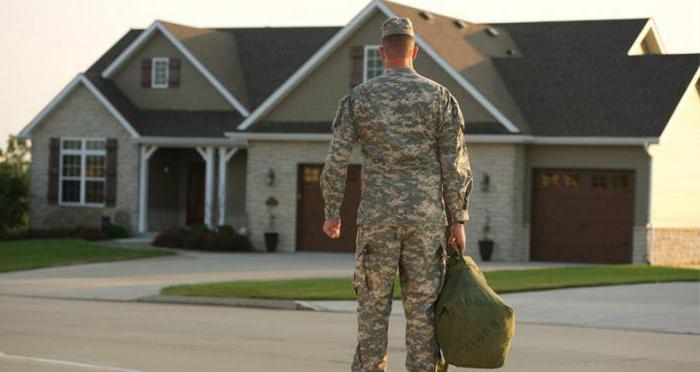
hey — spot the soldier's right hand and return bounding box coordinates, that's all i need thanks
[323,219,342,239]
[448,223,466,255]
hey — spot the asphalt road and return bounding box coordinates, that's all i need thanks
[1,295,698,372]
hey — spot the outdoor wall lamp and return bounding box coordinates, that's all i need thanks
[266,168,275,186]
[481,172,491,192]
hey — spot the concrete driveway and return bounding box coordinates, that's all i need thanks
[0,247,586,301]
[312,282,700,334]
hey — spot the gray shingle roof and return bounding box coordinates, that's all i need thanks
[492,19,648,57]
[79,17,696,140]
[493,53,700,137]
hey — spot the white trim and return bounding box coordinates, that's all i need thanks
[151,57,170,88]
[218,147,239,226]
[135,136,247,147]
[225,131,659,145]
[363,45,382,82]
[138,145,158,233]
[195,147,215,228]
[236,0,520,134]
[101,21,250,116]
[58,137,107,207]
[18,74,140,139]
[235,0,378,130]
[628,18,667,55]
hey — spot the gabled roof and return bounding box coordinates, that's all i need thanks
[492,18,649,57]
[235,0,522,134]
[493,53,700,137]
[18,74,140,139]
[100,21,251,116]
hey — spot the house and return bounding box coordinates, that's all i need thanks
[18,0,700,264]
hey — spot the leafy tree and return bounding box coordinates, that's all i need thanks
[0,135,30,235]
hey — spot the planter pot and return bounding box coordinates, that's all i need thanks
[478,240,494,261]
[264,232,279,252]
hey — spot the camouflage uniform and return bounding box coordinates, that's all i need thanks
[320,17,473,372]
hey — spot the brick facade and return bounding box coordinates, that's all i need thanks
[28,85,139,231]
[649,228,700,266]
[245,140,527,260]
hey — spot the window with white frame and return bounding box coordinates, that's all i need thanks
[60,138,106,206]
[151,57,170,88]
[363,45,384,82]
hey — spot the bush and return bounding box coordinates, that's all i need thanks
[73,226,105,240]
[102,224,129,239]
[183,224,210,250]
[152,227,185,247]
[152,224,252,252]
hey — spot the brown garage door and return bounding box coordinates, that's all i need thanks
[531,169,635,263]
[297,164,361,252]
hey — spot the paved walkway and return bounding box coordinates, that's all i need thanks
[0,247,587,301]
[310,282,700,334]
[2,295,698,372]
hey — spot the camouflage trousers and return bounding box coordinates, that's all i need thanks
[351,223,447,372]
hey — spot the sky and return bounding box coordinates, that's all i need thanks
[1,0,699,149]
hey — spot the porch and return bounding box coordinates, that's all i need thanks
[136,138,248,234]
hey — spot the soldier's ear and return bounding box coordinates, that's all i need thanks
[379,46,387,61]
[412,44,419,60]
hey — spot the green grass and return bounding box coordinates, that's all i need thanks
[161,265,700,300]
[0,239,175,273]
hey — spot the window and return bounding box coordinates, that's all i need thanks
[363,45,384,82]
[59,138,106,206]
[151,57,170,88]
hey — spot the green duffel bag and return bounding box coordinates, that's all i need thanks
[435,254,515,370]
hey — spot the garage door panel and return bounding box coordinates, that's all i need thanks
[531,169,634,263]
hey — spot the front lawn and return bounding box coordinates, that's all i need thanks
[0,239,174,273]
[161,264,700,300]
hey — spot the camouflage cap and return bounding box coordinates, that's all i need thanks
[381,17,414,39]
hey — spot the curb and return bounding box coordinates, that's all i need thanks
[136,295,319,311]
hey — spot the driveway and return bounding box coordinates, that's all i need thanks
[0,248,586,301]
[311,282,700,334]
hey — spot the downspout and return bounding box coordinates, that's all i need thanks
[644,141,654,264]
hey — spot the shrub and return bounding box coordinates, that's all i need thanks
[152,227,185,247]
[183,224,210,249]
[102,224,129,239]
[152,224,252,252]
[73,226,105,240]
[215,225,252,252]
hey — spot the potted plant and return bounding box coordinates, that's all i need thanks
[264,196,279,252]
[478,212,494,261]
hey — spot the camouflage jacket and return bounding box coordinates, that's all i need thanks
[320,66,473,227]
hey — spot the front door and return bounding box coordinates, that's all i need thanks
[186,162,205,225]
[297,164,361,252]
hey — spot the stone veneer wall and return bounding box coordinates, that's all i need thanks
[28,85,139,231]
[245,140,525,260]
[649,228,700,266]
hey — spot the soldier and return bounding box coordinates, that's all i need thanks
[320,17,473,372]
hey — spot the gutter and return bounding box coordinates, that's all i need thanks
[643,140,655,264]
[135,136,247,147]
[224,131,660,146]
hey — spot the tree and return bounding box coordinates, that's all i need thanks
[0,135,30,235]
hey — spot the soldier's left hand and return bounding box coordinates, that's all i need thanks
[323,219,342,239]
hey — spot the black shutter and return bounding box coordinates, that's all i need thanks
[47,138,60,204]
[168,58,180,88]
[141,58,152,88]
[105,139,118,207]
[350,46,364,88]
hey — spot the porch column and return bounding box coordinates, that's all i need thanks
[138,145,158,233]
[218,147,239,227]
[195,147,215,228]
